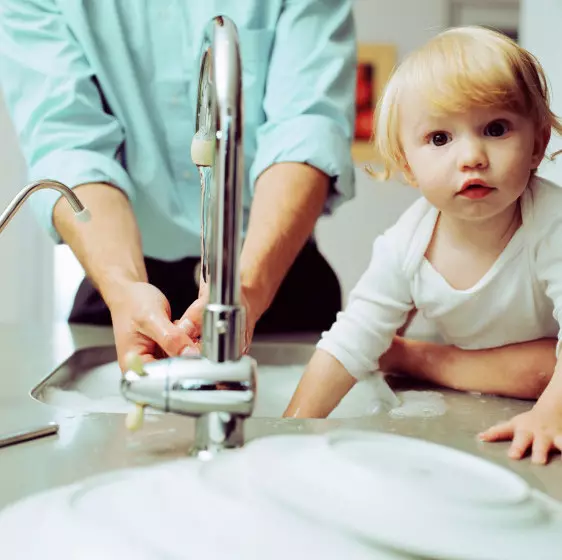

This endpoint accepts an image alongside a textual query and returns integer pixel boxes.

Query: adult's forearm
[381,336,556,399]
[52,182,147,307]
[535,361,562,410]
[240,162,329,319]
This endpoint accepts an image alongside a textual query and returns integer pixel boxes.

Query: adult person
[0,1,357,369]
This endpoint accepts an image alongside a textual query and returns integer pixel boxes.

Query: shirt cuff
[316,334,376,381]
[249,114,355,213]
[27,149,136,243]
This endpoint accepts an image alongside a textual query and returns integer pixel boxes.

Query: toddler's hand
[479,405,562,464]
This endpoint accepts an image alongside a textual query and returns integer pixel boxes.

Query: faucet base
[191,411,245,459]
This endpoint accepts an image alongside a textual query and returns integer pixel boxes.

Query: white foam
[389,390,447,418]
[40,362,401,419]
[229,364,399,418]
[42,387,138,414]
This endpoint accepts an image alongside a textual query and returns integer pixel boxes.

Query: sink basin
[32,343,399,419]
[1,429,561,559]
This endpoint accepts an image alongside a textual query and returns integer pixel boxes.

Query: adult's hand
[109,281,195,371]
[177,278,257,354]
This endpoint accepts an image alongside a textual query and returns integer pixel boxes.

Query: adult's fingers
[177,298,206,340]
[139,310,194,357]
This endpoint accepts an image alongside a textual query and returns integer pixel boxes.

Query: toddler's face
[398,96,544,222]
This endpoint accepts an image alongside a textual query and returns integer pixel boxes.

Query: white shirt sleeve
[535,219,562,356]
[316,227,415,380]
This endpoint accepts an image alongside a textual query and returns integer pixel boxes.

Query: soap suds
[41,360,447,420]
[252,366,399,419]
[42,387,154,415]
[389,390,447,418]
[40,363,401,419]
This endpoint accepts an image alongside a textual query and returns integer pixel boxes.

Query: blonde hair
[370,26,562,181]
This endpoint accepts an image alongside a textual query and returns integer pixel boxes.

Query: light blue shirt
[0,0,356,260]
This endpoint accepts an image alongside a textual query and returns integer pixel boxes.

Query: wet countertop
[0,322,560,511]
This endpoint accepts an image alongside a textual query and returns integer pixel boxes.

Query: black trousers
[69,242,342,335]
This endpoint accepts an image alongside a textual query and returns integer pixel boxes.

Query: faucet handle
[121,355,256,415]
[121,354,257,455]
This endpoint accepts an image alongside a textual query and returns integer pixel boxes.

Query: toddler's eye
[485,120,509,137]
[430,132,450,146]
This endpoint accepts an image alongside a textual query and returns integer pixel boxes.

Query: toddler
[284,26,562,465]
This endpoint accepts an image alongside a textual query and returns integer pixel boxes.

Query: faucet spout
[0,179,90,234]
[193,15,245,363]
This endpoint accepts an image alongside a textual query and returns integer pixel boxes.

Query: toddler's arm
[479,354,562,464]
[283,227,414,418]
[284,349,357,418]
[478,217,562,463]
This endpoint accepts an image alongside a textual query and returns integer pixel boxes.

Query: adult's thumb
[141,312,194,357]
[177,298,206,339]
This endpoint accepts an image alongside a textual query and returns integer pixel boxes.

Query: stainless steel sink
[32,342,399,419]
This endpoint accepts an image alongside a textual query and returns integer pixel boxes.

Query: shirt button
[183,170,192,180]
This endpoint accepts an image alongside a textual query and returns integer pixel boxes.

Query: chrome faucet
[194,14,245,363]
[0,179,89,233]
[121,15,256,458]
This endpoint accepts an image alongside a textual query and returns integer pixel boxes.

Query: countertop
[0,323,560,511]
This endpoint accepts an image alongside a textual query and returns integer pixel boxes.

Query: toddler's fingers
[478,421,513,442]
[531,436,551,465]
[508,430,533,460]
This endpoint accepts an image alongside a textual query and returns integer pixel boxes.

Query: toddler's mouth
[458,180,495,199]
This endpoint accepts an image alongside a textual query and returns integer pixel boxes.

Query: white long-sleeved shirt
[318,176,562,380]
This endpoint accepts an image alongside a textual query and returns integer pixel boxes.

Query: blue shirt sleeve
[249,0,357,213]
[0,0,135,242]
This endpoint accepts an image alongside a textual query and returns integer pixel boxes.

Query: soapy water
[42,387,152,415]
[39,361,447,419]
[388,391,447,418]
[253,366,401,418]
